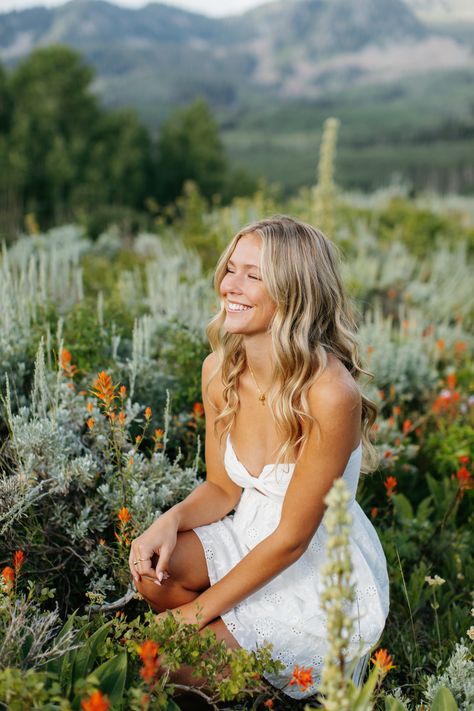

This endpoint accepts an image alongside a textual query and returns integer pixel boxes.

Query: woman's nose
[222,272,243,293]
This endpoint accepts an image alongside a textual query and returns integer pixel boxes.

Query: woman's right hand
[128,510,179,585]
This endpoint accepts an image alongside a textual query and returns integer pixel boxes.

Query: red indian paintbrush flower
[193,402,204,418]
[80,689,110,711]
[139,640,160,684]
[13,550,24,574]
[2,566,14,592]
[289,664,313,692]
[384,476,397,498]
[371,648,395,675]
[91,372,117,409]
[60,348,78,378]
[118,508,131,526]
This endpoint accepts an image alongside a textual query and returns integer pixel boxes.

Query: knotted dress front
[193,434,389,698]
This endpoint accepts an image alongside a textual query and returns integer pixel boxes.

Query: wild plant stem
[395,546,420,668]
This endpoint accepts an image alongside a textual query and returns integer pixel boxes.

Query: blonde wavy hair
[206,215,379,474]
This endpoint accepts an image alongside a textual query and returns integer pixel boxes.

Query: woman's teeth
[228,302,252,311]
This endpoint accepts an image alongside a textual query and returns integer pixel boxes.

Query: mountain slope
[1,0,472,111]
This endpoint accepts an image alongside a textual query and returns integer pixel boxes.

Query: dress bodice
[225,433,362,503]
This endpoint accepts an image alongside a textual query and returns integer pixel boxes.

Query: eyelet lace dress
[193,434,389,699]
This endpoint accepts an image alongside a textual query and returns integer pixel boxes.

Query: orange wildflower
[119,385,127,399]
[447,373,457,390]
[289,664,313,692]
[378,389,385,400]
[388,416,395,428]
[384,476,397,498]
[139,640,160,684]
[2,566,14,591]
[60,348,78,378]
[86,418,95,430]
[454,341,466,354]
[145,406,152,420]
[402,419,412,435]
[81,689,110,711]
[118,508,131,526]
[370,648,395,675]
[193,402,204,418]
[135,435,142,445]
[459,455,469,466]
[436,338,445,351]
[263,700,274,709]
[394,437,401,447]
[91,372,117,409]
[456,467,472,490]
[393,405,401,416]
[86,401,94,413]
[371,507,378,519]
[383,450,393,459]
[118,411,126,425]
[13,550,24,574]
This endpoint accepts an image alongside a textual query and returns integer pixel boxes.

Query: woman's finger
[129,548,141,582]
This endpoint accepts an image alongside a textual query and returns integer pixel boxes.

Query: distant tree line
[0,46,256,235]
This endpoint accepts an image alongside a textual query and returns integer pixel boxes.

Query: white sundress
[193,434,390,699]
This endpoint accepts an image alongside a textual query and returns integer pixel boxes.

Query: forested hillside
[1,0,473,195]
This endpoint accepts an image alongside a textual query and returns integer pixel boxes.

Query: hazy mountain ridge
[1,0,473,116]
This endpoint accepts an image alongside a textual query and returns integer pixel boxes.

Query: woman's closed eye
[226,266,261,280]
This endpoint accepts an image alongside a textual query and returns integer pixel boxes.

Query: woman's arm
[169,352,242,530]
[171,376,361,627]
[129,353,241,583]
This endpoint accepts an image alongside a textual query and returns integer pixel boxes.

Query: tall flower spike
[319,478,355,711]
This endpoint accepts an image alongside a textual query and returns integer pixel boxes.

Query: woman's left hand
[155,601,206,630]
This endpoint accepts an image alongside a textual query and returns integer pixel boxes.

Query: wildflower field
[0,174,473,709]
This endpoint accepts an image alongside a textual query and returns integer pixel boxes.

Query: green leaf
[72,620,113,681]
[416,496,433,522]
[384,695,408,710]
[44,611,79,677]
[431,686,459,711]
[349,666,379,709]
[92,652,127,708]
[393,493,414,521]
[166,699,181,711]
[165,701,181,711]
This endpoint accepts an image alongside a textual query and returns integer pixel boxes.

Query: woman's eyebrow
[228,259,261,270]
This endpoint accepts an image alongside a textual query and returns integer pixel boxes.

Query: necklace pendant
[259,394,266,404]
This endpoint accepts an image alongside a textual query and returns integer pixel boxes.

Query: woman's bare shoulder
[202,352,224,406]
[308,353,360,413]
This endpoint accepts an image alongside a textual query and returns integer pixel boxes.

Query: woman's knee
[132,529,210,605]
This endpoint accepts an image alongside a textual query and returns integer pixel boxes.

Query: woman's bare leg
[134,530,210,612]
[134,530,241,691]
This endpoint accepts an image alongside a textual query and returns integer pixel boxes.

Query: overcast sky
[0,0,272,16]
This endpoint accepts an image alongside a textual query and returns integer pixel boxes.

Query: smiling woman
[129,214,389,699]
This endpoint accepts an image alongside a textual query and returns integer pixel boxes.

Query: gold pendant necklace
[247,360,267,405]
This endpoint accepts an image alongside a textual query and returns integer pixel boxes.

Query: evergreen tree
[156,98,228,204]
